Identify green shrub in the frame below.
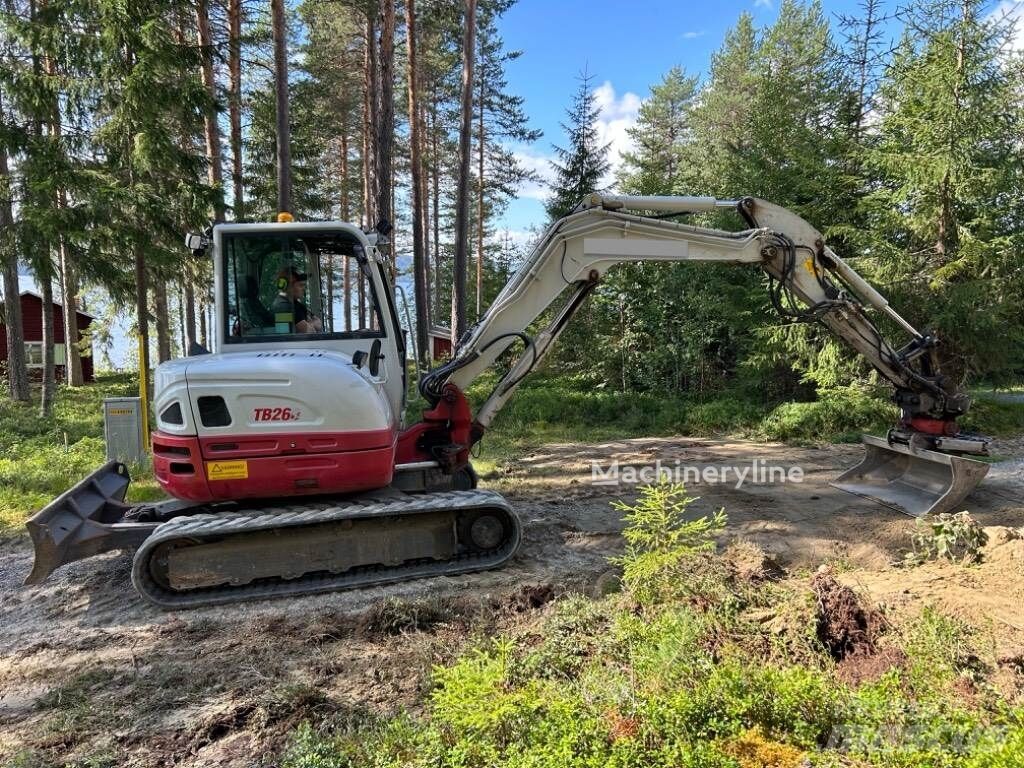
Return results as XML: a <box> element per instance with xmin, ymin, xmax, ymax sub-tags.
<box><xmin>905</xmin><ymin>512</ymin><xmax>989</xmax><ymax>566</ymax></box>
<box><xmin>612</xmin><ymin>483</ymin><xmax>726</xmax><ymax>607</ymax></box>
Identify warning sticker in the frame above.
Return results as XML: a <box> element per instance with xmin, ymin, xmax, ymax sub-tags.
<box><xmin>206</xmin><ymin>460</ymin><xmax>249</xmax><ymax>481</ymax></box>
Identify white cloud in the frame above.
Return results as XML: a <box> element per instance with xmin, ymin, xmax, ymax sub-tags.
<box><xmin>754</xmin><ymin>0</ymin><xmax>773</xmax><ymax>8</ymax></box>
<box><xmin>592</xmin><ymin>80</ymin><xmax>642</xmax><ymax>189</ymax></box>
<box><xmin>510</xmin><ymin>147</ymin><xmax>557</xmax><ymax>201</ymax></box>
<box><xmin>990</xmin><ymin>1</ymin><xmax>1024</xmax><ymax>51</ymax></box>
<box><xmin>681</xmin><ymin>30</ymin><xmax>706</xmax><ymax>39</ymax></box>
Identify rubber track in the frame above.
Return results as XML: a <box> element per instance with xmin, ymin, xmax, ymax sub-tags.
<box><xmin>131</xmin><ymin>490</ymin><xmax>520</xmax><ymax>610</ymax></box>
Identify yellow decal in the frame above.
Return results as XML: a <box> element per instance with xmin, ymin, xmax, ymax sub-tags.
<box><xmin>803</xmin><ymin>257</ymin><xmax>817</xmax><ymax>276</ymax></box>
<box><xmin>206</xmin><ymin>460</ymin><xmax>249</xmax><ymax>480</ymax></box>
<box><xmin>108</xmin><ymin>408</ymin><xmax>134</xmax><ymax>415</ymax></box>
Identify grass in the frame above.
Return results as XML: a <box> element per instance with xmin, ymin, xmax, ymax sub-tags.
<box><xmin>279</xmin><ymin>486</ymin><xmax>1024</xmax><ymax>768</ymax></box>
<box><xmin>0</xmin><ymin>373</ymin><xmax>162</xmax><ymax>537</ymax></box>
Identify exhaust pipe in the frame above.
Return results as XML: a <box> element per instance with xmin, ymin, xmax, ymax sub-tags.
<box><xmin>832</xmin><ymin>435</ymin><xmax>989</xmax><ymax>517</ymax></box>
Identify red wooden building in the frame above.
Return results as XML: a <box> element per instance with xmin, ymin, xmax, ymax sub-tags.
<box><xmin>0</xmin><ymin>291</ymin><xmax>95</xmax><ymax>382</ymax></box>
<box><xmin>427</xmin><ymin>326</ymin><xmax>453</xmax><ymax>361</ymax></box>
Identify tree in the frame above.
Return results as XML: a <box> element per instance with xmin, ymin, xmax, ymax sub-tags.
<box><xmin>545</xmin><ymin>71</ymin><xmax>610</xmax><ymax>221</ymax></box>
<box><xmin>271</xmin><ymin>0</ymin><xmax>292</xmax><ymax>215</ymax></box>
<box><xmin>89</xmin><ymin>0</ymin><xmax>210</xmax><ymax>379</ymax></box>
<box><xmin>472</xmin><ymin>0</ymin><xmax>541</xmax><ymax>317</ymax></box>
<box><xmin>228</xmin><ymin>0</ymin><xmax>245</xmax><ymax>219</ymax></box>
<box><xmin>196</xmin><ymin>0</ymin><xmax>225</xmax><ymax>222</ymax></box>
<box><xmin>862</xmin><ymin>0</ymin><xmax>1024</xmax><ymax>380</ymax></box>
<box><xmin>617</xmin><ymin>66</ymin><xmax>698</xmax><ymax>195</ymax></box>
<box><xmin>0</xmin><ymin>89</ymin><xmax>29</xmax><ymax>402</ymax></box>
<box><xmin>375</xmin><ymin>0</ymin><xmax>395</xmax><ymax>238</ymax></box>
<box><xmin>451</xmin><ymin>0</ymin><xmax>476</xmax><ymax>341</ymax></box>
<box><xmin>688</xmin><ymin>12</ymin><xmax>759</xmax><ymax>196</ymax></box>
<box><xmin>406</xmin><ymin>0</ymin><xmax>429</xmax><ymax>366</ymax></box>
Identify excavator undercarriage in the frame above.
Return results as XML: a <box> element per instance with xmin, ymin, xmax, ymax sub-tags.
<box><xmin>27</xmin><ymin>461</ymin><xmax>520</xmax><ymax>609</ymax></box>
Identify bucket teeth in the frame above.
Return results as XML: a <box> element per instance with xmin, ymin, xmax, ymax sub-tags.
<box><xmin>832</xmin><ymin>435</ymin><xmax>989</xmax><ymax>517</ymax></box>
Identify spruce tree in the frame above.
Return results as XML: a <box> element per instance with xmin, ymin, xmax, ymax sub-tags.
<box><xmin>545</xmin><ymin>71</ymin><xmax>611</xmax><ymax>221</ymax></box>
<box><xmin>863</xmin><ymin>0</ymin><xmax>1024</xmax><ymax>379</ymax></box>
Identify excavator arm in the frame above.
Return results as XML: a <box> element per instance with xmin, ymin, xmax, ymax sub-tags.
<box><xmin>419</xmin><ymin>194</ymin><xmax>990</xmax><ymax>515</ymax></box>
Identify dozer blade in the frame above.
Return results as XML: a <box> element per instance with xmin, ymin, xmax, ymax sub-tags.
<box><xmin>24</xmin><ymin>461</ymin><xmax>159</xmax><ymax>585</ymax></box>
<box><xmin>831</xmin><ymin>435</ymin><xmax>989</xmax><ymax>517</ymax></box>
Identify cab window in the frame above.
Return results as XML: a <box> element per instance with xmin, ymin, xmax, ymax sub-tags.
<box><xmin>223</xmin><ymin>232</ymin><xmax>384</xmax><ymax>342</ymax></box>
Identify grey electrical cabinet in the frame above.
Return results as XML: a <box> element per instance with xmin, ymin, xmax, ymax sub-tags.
<box><xmin>103</xmin><ymin>397</ymin><xmax>147</xmax><ymax>466</ymax></box>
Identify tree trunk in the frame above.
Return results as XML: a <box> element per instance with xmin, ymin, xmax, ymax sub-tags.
<box><xmin>451</xmin><ymin>0</ymin><xmax>477</xmax><ymax>342</ymax></box>
<box><xmin>419</xmin><ymin>99</ymin><xmax>432</xmax><ymax>326</ymax></box>
<box><xmin>431</xmin><ymin>94</ymin><xmax>441</xmax><ymax>326</ymax></box>
<box><xmin>228</xmin><ymin>0</ymin><xmax>245</xmax><ymax>219</ymax></box>
<box><xmin>136</xmin><ymin>249</ymin><xmax>150</xmax><ymax>378</ymax></box>
<box><xmin>405</xmin><ymin>0</ymin><xmax>429</xmax><ymax>367</ymax></box>
<box><xmin>475</xmin><ymin>68</ymin><xmax>485</xmax><ymax>319</ymax></box>
<box><xmin>271</xmin><ymin>0</ymin><xmax>292</xmax><ymax>214</ymax></box>
<box><xmin>0</xmin><ymin>106</ymin><xmax>30</xmax><ymax>402</ymax></box>
<box><xmin>177</xmin><ymin>285</ymin><xmax>186</xmax><ymax>356</ymax></box>
<box><xmin>184</xmin><ymin>278</ymin><xmax>197</xmax><ymax>351</ymax></box>
<box><xmin>362</xmin><ymin>9</ymin><xmax>377</xmax><ymax>230</ymax></box>
<box><xmin>199</xmin><ymin>292</ymin><xmax>208</xmax><ymax>349</ymax></box>
<box><xmin>39</xmin><ymin>270</ymin><xmax>55</xmax><ymax>416</ymax></box>
<box><xmin>153</xmin><ymin>279</ymin><xmax>171</xmax><ymax>363</ymax></box>
<box><xmin>57</xmin><ymin>229</ymin><xmax>83</xmax><ymax>385</ymax></box>
<box><xmin>375</xmin><ymin>0</ymin><xmax>395</xmax><ymax>231</ymax></box>
<box><xmin>341</xmin><ymin>131</ymin><xmax>352</xmax><ymax>331</ymax></box>
<box><xmin>196</xmin><ymin>0</ymin><xmax>226</xmax><ymax>221</ymax></box>
<box><xmin>43</xmin><ymin>39</ymin><xmax>84</xmax><ymax>388</ymax></box>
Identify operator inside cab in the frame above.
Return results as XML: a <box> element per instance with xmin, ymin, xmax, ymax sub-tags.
<box><xmin>272</xmin><ymin>267</ymin><xmax>323</xmax><ymax>334</ymax></box>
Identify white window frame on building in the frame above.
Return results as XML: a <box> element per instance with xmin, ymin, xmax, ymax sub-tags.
<box><xmin>25</xmin><ymin>342</ymin><xmax>66</xmax><ymax>368</ymax></box>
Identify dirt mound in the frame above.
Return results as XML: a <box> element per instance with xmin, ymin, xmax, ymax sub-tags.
<box><xmin>723</xmin><ymin>541</ymin><xmax>786</xmax><ymax>583</ymax></box>
<box><xmin>811</xmin><ymin>567</ymin><xmax>885</xmax><ymax>661</ymax></box>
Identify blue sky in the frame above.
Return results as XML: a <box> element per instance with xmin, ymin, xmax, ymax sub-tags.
<box><xmin>491</xmin><ymin>0</ymin><xmax>877</xmax><ymax>237</ymax></box>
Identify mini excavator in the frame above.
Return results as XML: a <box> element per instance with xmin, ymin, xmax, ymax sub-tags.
<box><xmin>25</xmin><ymin>195</ymin><xmax>991</xmax><ymax>608</ymax></box>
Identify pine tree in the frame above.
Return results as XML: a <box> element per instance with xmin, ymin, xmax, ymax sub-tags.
<box><xmin>688</xmin><ymin>12</ymin><xmax>759</xmax><ymax>196</ymax></box>
<box><xmin>545</xmin><ymin>70</ymin><xmax>611</xmax><ymax>221</ymax></box>
<box><xmin>617</xmin><ymin>66</ymin><xmax>697</xmax><ymax>195</ymax></box>
<box><xmin>451</xmin><ymin>0</ymin><xmax>476</xmax><ymax>340</ymax></box>
<box><xmin>472</xmin><ymin>0</ymin><xmax>541</xmax><ymax>317</ymax></box>
<box><xmin>90</xmin><ymin>0</ymin><xmax>211</xmax><ymax>377</ymax></box>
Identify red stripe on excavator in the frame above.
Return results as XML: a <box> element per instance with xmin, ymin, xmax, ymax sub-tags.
<box><xmin>197</xmin><ymin>428</ymin><xmax>395</xmax><ymax>460</ymax></box>
<box><xmin>906</xmin><ymin>417</ymin><xmax>959</xmax><ymax>437</ymax></box>
<box><xmin>151</xmin><ymin>429</ymin><xmax>397</xmax><ymax>503</ymax></box>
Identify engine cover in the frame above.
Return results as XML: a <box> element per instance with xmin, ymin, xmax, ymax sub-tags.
<box><xmin>151</xmin><ymin>350</ymin><xmax>397</xmax><ymax>502</ymax></box>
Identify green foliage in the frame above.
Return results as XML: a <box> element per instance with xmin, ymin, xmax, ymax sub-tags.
<box><xmin>282</xmin><ymin>559</ymin><xmax>1021</xmax><ymax>768</ymax></box>
<box><xmin>0</xmin><ymin>374</ymin><xmax>163</xmax><ymax>536</ymax></box>
<box><xmin>612</xmin><ymin>483</ymin><xmax>726</xmax><ymax>606</ymax></box>
<box><xmin>905</xmin><ymin>512</ymin><xmax>989</xmax><ymax>566</ymax></box>
<box><xmin>756</xmin><ymin>385</ymin><xmax>897</xmax><ymax>443</ymax></box>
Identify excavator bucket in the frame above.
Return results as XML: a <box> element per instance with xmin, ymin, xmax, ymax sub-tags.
<box><xmin>24</xmin><ymin>461</ymin><xmax>158</xmax><ymax>585</ymax></box>
<box><xmin>831</xmin><ymin>435</ymin><xmax>989</xmax><ymax>517</ymax></box>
